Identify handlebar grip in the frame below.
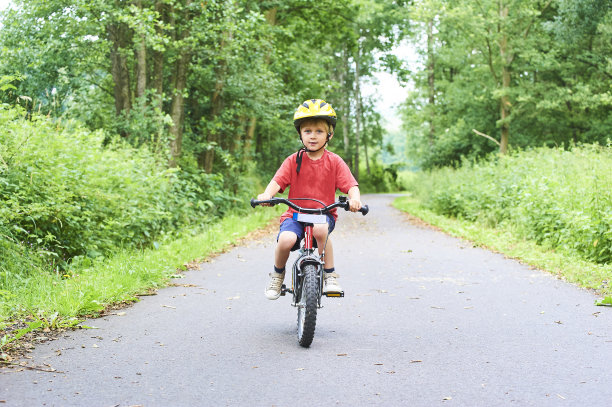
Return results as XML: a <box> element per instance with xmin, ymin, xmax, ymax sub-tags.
<box><xmin>360</xmin><ymin>205</ymin><xmax>369</xmax><ymax>216</ymax></box>
<box><xmin>251</xmin><ymin>198</ymin><xmax>280</xmax><ymax>208</ymax></box>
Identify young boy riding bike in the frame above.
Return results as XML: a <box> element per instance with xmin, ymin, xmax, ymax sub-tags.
<box><xmin>257</xmin><ymin>99</ymin><xmax>362</xmax><ymax>300</ymax></box>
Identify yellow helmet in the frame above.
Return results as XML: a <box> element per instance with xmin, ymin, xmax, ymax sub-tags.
<box><xmin>293</xmin><ymin>99</ymin><xmax>337</xmax><ymax>133</ymax></box>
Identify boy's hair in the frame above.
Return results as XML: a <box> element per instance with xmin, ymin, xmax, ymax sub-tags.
<box><xmin>298</xmin><ymin>118</ymin><xmax>333</xmax><ymax>135</ymax></box>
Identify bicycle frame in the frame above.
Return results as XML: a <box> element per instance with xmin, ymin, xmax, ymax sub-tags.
<box><xmin>250</xmin><ymin>196</ymin><xmax>368</xmax><ymax>347</ymax></box>
<box><xmin>291</xmin><ymin>221</ymin><xmax>327</xmax><ymax>308</ymax></box>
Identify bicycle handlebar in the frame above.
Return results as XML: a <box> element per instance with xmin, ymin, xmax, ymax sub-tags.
<box><xmin>250</xmin><ymin>196</ymin><xmax>369</xmax><ymax>216</ymax></box>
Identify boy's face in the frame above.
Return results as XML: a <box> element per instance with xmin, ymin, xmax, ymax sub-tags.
<box><xmin>300</xmin><ymin>119</ymin><xmax>332</xmax><ymax>151</ymax></box>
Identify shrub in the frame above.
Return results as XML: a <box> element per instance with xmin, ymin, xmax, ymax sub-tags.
<box><xmin>0</xmin><ymin>105</ymin><xmax>234</xmax><ymax>271</ymax></box>
<box><xmin>358</xmin><ymin>163</ymin><xmax>402</xmax><ymax>193</ymax></box>
<box><xmin>405</xmin><ymin>145</ymin><xmax>612</xmax><ymax>264</ymax></box>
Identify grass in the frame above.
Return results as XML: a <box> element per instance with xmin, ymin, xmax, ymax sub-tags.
<box><xmin>393</xmin><ymin>196</ymin><xmax>612</xmax><ymax>300</ymax></box>
<box><xmin>1</xmin><ymin>206</ymin><xmax>282</xmax><ymax>355</ymax></box>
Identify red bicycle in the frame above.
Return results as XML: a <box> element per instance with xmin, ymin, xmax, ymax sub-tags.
<box><xmin>250</xmin><ymin>196</ymin><xmax>368</xmax><ymax>347</ymax></box>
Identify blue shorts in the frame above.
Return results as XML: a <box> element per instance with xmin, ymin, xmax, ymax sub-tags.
<box><xmin>278</xmin><ymin>214</ymin><xmax>336</xmax><ymax>251</ymax></box>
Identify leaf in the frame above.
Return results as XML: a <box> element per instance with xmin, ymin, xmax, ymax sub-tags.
<box><xmin>595</xmin><ymin>296</ymin><xmax>612</xmax><ymax>306</ymax></box>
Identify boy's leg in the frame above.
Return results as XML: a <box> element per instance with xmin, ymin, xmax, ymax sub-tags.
<box><xmin>313</xmin><ymin>224</ymin><xmax>334</xmax><ymax>268</ymax></box>
<box><xmin>266</xmin><ymin>231</ymin><xmax>297</xmax><ymax>300</ymax></box>
<box><xmin>313</xmin><ymin>218</ymin><xmax>342</xmax><ymax>293</ymax></box>
<box><xmin>266</xmin><ymin>219</ymin><xmax>303</xmax><ymax>300</ymax></box>
<box><xmin>275</xmin><ymin>231</ymin><xmax>298</xmax><ymax>269</ymax></box>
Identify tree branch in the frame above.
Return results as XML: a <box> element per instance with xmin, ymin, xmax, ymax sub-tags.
<box><xmin>485</xmin><ymin>37</ymin><xmax>498</xmax><ymax>83</ymax></box>
<box><xmin>472</xmin><ymin>128</ymin><xmax>500</xmax><ymax>146</ymax></box>
<box><xmin>524</xmin><ymin>0</ymin><xmax>553</xmax><ymax>39</ymax></box>
<box><xmin>576</xmin><ymin>57</ymin><xmax>612</xmax><ymax>80</ymax></box>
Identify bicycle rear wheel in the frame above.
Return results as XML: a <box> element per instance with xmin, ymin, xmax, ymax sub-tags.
<box><xmin>297</xmin><ymin>264</ymin><xmax>318</xmax><ymax>347</ymax></box>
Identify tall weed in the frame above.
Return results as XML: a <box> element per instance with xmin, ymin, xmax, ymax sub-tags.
<box><xmin>0</xmin><ymin>105</ymin><xmax>238</xmax><ymax>273</ymax></box>
<box><xmin>404</xmin><ymin>145</ymin><xmax>612</xmax><ymax>264</ymax></box>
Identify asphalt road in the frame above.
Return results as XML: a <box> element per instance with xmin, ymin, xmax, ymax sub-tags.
<box><xmin>2</xmin><ymin>194</ymin><xmax>611</xmax><ymax>406</ymax></box>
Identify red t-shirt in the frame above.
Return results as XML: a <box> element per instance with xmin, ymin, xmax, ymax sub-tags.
<box><xmin>273</xmin><ymin>149</ymin><xmax>358</xmax><ymax>223</ymax></box>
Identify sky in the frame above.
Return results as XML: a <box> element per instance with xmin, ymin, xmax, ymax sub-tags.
<box><xmin>0</xmin><ymin>0</ymin><xmax>9</xmax><ymax>28</ymax></box>
<box><xmin>363</xmin><ymin>40</ymin><xmax>420</xmax><ymax>131</ymax></box>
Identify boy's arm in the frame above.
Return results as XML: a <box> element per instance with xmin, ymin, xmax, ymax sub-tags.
<box><xmin>347</xmin><ymin>185</ymin><xmax>362</xmax><ymax>212</ymax></box>
<box><xmin>257</xmin><ymin>180</ymin><xmax>282</xmax><ymax>206</ymax></box>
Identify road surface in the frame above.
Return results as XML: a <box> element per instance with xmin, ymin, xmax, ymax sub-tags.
<box><xmin>2</xmin><ymin>194</ymin><xmax>611</xmax><ymax>406</ymax></box>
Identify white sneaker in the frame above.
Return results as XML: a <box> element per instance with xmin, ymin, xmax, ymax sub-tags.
<box><xmin>323</xmin><ymin>272</ymin><xmax>342</xmax><ymax>293</ymax></box>
<box><xmin>265</xmin><ymin>271</ymin><xmax>285</xmax><ymax>300</ymax></box>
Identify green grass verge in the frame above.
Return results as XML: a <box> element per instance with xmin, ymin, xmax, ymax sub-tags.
<box><xmin>393</xmin><ymin>196</ymin><xmax>612</xmax><ymax>302</ymax></box>
<box><xmin>1</xmin><ymin>207</ymin><xmax>281</xmax><ymax>353</ymax></box>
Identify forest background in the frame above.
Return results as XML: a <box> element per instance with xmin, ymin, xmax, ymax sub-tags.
<box><xmin>0</xmin><ymin>0</ymin><xmax>611</xmax><ymax>347</ymax></box>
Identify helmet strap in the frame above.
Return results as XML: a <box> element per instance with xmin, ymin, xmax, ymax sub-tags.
<box><xmin>296</xmin><ymin>137</ymin><xmax>329</xmax><ymax>174</ymax></box>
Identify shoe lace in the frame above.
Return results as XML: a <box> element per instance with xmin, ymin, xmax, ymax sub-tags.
<box><xmin>267</xmin><ymin>273</ymin><xmax>283</xmax><ymax>291</ymax></box>
<box><xmin>325</xmin><ymin>274</ymin><xmax>337</xmax><ymax>286</ymax></box>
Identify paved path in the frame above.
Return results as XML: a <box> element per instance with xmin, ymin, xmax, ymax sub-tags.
<box><xmin>2</xmin><ymin>194</ymin><xmax>611</xmax><ymax>406</ymax></box>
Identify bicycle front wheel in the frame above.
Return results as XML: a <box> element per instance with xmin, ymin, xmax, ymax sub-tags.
<box><xmin>297</xmin><ymin>264</ymin><xmax>318</xmax><ymax>347</ymax></box>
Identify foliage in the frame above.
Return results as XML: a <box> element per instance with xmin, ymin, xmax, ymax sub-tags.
<box><xmin>358</xmin><ymin>162</ymin><xmax>403</xmax><ymax>193</ymax></box>
<box><xmin>403</xmin><ymin>145</ymin><xmax>612</xmax><ymax>265</ymax></box>
<box><xmin>403</xmin><ymin>0</ymin><xmax>612</xmax><ymax>168</ymax></box>
<box><xmin>0</xmin><ymin>106</ymin><xmax>243</xmax><ymax>272</ymax></box>
<box><xmin>0</xmin><ymin>0</ymin><xmax>407</xmax><ymax>181</ymax></box>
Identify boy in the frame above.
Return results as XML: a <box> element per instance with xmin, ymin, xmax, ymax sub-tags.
<box><xmin>257</xmin><ymin>99</ymin><xmax>362</xmax><ymax>300</ymax></box>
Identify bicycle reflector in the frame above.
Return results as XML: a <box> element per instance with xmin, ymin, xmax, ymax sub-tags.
<box><xmin>292</xmin><ymin>213</ymin><xmax>328</xmax><ymax>224</ymax></box>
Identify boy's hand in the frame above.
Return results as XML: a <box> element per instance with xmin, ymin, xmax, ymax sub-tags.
<box><xmin>348</xmin><ymin>199</ymin><xmax>362</xmax><ymax>212</ymax></box>
<box><xmin>257</xmin><ymin>181</ymin><xmax>281</xmax><ymax>207</ymax></box>
<box><xmin>257</xmin><ymin>192</ymin><xmax>273</xmax><ymax>207</ymax></box>
<box><xmin>347</xmin><ymin>185</ymin><xmax>362</xmax><ymax>212</ymax></box>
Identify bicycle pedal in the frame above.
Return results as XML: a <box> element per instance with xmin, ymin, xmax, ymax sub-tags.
<box><xmin>280</xmin><ymin>284</ymin><xmax>292</xmax><ymax>296</ymax></box>
<box><xmin>324</xmin><ymin>291</ymin><xmax>344</xmax><ymax>298</ymax></box>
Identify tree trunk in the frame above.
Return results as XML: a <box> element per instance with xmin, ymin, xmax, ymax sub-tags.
<box><xmin>427</xmin><ymin>17</ymin><xmax>435</xmax><ymax>146</ymax></box>
<box><xmin>499</xmin><ymin>2</ymin><xmax>510</xmax><ymax>155</ymax></box>
<box><xmin>341</xmin><ymin>46</ymin><xmax>350</xmax><ymax>161</ymax></box>
<box><xmin>135</xmin><ymin>40</ymin><xmax>146</xmax><ymax>100</ymax></box>
<box><xmin>168</xmin><ymin>50</ymin><xmax>190</xmax><ymax>167</ymax></box>
<box><xmin>108</xmin><ymin>22</ymin><xmax>132</xmax><ymax>118</ymax></box>
<box><xmin>364</xmin><ymin>131</ymin><xmax>370</xmax><ymax>175</ymax></box>
<box><xmin>202</xmin><ymin>61</ymin><xmax>226</xmax><ymax>173</ymax></box>
<box><xmin>264</xmin><ymin>6</ymin><xmax>277</xmax><ymax>39</ymax></box>
<box><xmin>152</xmin><ymin>1</ymin><xmax>165</xmax><ymax>111</ymax></box>
<box><xmin>243</xmin><ymin>116</ymin><xmax>256</xmax><ymax>166</ymax></box>
<box><xmin>168</xmin><ymin>0</ymin><xmax>193</xmax><ymax>167</ymax></box>
<box><xmin>353</xmin><ymin>40</ymin><xmax>361</xmax><ymax>182</ymax></box>
<box><xmin>134</xmin><ymin>0</ymin><xmax>147</xmax><ymax>100</ymax></box>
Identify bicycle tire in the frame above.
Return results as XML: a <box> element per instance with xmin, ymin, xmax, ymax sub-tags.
<box><xmin>297</xmin><ymin>264</ymin><xmax>318</xmax><ymax>347</ymax></box>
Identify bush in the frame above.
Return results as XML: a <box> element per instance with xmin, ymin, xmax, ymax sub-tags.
<box><xmin>358</xmin><ymin>163</ymin><xmax>402</xmax><ymax>193</ymax></box>
<box><xmin>0</xmin><ymin>105</ymin><xmax>235</xmax><ymax>271</ymax></box>
<box><xmin>405</xmin><ymin>145</ymin><xmax>612</xmax><ymax>264</ymax></box>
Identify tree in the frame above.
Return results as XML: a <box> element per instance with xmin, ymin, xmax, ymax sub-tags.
<box><xmin>0</xmin><ymin>0</ymin><xmax>410</xmax><ymax>181</ymax></box>
<box><xmin>402</xmin><ymin>0</ymin><xmax>610</xmax><ymax>168</ymax></box>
